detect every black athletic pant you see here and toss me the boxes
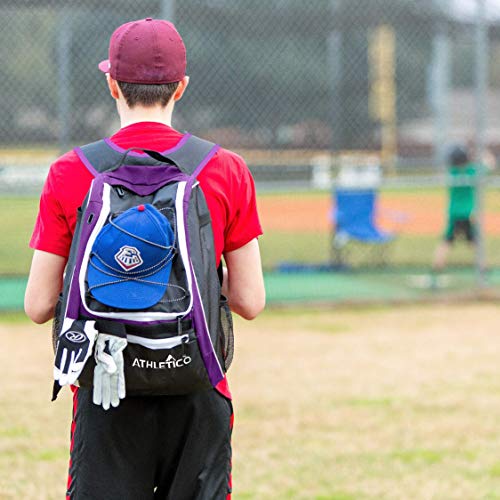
[67,387,233,500]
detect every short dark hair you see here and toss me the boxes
[117,81,180,108]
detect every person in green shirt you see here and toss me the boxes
[432,144,489,276]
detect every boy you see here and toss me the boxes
[432,144,492,278]
[25,18,265,499]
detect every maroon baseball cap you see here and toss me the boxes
[98,18,186,84]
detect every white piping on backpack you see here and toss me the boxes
[126,333,189,350]
[79,181,194,322]
[63,178,97,323]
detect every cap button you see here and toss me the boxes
[145,17,153,21]
[137,204,145,212]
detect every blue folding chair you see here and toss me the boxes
[331,188,394,266]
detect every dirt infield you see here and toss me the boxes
[3,304,500,499]
[258,192,500,236]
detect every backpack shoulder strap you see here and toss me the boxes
[74,134,219,177]
[74,139,124,176]
[159,135,218,176]
[75,138,169,174]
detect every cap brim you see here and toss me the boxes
[98,59,110,74]
[87,259,172,310]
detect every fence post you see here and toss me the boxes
[430,20,450,169]
[57,6,72,153]
[327,29,343,151]
[475,0,488,288]
[161,0,175,21]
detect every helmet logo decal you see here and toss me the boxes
[114,246,143,271]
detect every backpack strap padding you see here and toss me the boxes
[75,135,217,177]
[76,140,119,175]
[75,140,165,176]
[159,135,217,176]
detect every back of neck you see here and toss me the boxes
[119,104,174,129]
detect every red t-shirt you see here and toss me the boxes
[31,122,262,265]
[30,121,263,399]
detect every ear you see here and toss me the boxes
[106,74,120,100]
[173,76,190,102]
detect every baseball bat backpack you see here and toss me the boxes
[52,134,234,405]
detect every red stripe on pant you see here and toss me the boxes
[66,386,79,500]
[227,410,234,499]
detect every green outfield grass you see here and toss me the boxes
[3,191,500,277]
[259,231,500,270]
[0,197,38,275]
[3,304,500,499]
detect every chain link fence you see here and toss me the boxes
[2,0,500,304]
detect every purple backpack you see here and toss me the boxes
[53,134,234,398]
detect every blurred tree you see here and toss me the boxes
[0,0,490,151]
[0,8,57,144]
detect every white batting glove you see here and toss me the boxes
[93,334,127,410]
[54,320,97,386]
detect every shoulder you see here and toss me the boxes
[49,149,87,178]
[212,146,247,170]
[44,148,95,209]
[468,163,483,173]
[202,146,251,182]
[198,146,255,201]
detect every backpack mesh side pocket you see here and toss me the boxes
[52,295,63,354]
[219,296,234,371]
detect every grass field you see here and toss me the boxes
[4,188,500,276]
[0,197,39,275]
[3,304,500,499]
[257,188,500,270]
